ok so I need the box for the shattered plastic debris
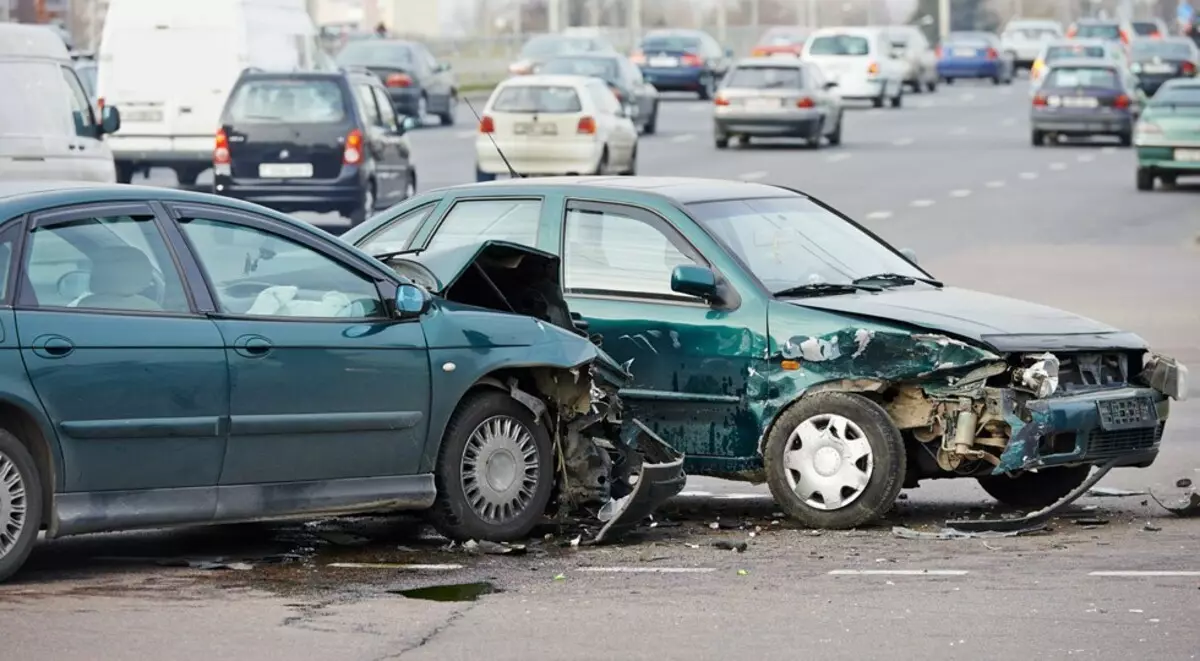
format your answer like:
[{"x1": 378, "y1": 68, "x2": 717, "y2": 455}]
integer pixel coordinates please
[
  {"x1": 1085, "y1": 487, "x2": 1148, "y2": 498},
  {"x1": 1072, "y1": 517, "x2": 1110, "y2": 526},
  {"x1": 712, "y1": 541, "x2": 748, "y2": 553},
  {"x1": 892, "y1": 525, "x2": 1048, "y2": 540},
  {"x1": 157, "y1": 557, "x2": 257, "y2": 571},
  {"x1": 946, "y1": 458, "x2": 1118, "y2": 532},
  {"x1": 315, "y1": 531, "x2": 371, "y2": 547},
  {"x1": 1143, "y1": 521, "x2": 1162, "y2": 532},
  {"x1": 328, "y1": 562, "x2": 464, "y2": 570},
  {"x1": 463, "y1": 540, "x2": 528, "y2": 556},
  {"x1": 1150, "y1": 489, "x2": 1200, "y2": 516}
]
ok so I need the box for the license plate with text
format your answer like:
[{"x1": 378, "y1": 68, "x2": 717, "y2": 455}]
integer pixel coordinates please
[{"x1": 258, "y1": 162, "x2": 313, "y2": 178}]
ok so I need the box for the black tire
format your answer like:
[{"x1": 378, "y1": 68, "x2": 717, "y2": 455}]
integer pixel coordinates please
[
  {"x1": 976, "y1": 466, "x2": 1091, "y2": 510},
  {"x1": 428, "y1": 391, "x2": 554, "y2": 542},
  {"x1": 644, "y1": 102, "x2": 658, "y2": 135},
  {"x1": 764, "y1": 392, "x2": 906, "y2": 529},
  {"x1": 944, "y1": 77, "x2": 954, "y2": 85},
  {"x1": 115, "y1": 162, "x2": 135, "y2": 184},
  {"x1": 620, "y1": 144, "x2": 638, "y2": 175},
  {"x1": 926, "y1": 79, "x2": 937, "y2": 92},
  {"x1": 0, "y1": 429, "x2": 44, "y2": 583},
  {"x1": 175, "y1": 166, "x2": 203, "y2": 187},
  {"x1": 827, "y1": 111, "x2": 843, "y2": 146},
  {"x1": 714, "y1": 134, "x2": 729, "y2": 149},
  {"x1": 992, "y1": 76, "x2": 1001, "y2": 85},
  {"x1": 1136, "y1": 168, "x2": 1155, "y2": 191},
  {"x1": 347, "y1": 181, "x2": 375, "y2": 227},
  {"x1": 1119, "y1": 131, "x2": 1133, "y2": 147},
  {"x1": 1031, "y1": 129, "x2": 1045, "y2": 146},
  {"x1": 438, "y1": 92, "x2": 457, "y2": 126},
  {"x1": 890, "y1": 90, "x2": 902, "y2": 108},
  {"x1": 592, "y1": 148, "x2": 608, "y2": 175},
  {"x1": 909, "y1": 80, "x2": 922, "y2": 94},
  {"x1": 872, "y1": 92, "x2": 885, "y2": 108}
]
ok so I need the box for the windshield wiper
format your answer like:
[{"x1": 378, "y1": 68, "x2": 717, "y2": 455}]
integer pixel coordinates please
[
  {"x1": 851, "y1": 272, "x2": 943, "y2": 288},
  {"x1": 372, "y1": 248, "x2": 422, "y2": 262},
  {"x1": 773, "y1": 282, "x2": 878, "y2": 298}
]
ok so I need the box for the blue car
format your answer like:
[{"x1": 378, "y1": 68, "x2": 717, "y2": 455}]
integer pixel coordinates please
[
  {"x1": 633, "y1": 29, "x2": 732, "y2": 99},
  {"x1": 937, "y1": 31, "x2": 1015, "y2": 84}
]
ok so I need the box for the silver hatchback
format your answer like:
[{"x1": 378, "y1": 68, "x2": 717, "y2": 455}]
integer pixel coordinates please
[{"x1": 713, "y1": 58, "x2": 844, "y2": 150}]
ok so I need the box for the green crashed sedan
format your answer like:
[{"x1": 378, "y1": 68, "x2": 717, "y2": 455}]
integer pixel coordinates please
[
  {"x1": 1135, "y1": 78, "x2": 1200, "y2": 190},
  {"x1": 346, "y1": 176, "x2": 1189, "y2": 531}
]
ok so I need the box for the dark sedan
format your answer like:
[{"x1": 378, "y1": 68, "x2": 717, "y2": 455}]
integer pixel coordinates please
[
  {"x1": 1032, "y1": 59, "x2": 1141, "y2": 146},
  {"x1": 335, "y1": 39, "x2": 458, "y2": 126},
  {"x1": 632, "y1": 29, "x2": 734, "y2": 99},
  {"x1": 535, "y1": 53, "x2": 661, "y2": 133},
  {"x1": 1130, "y1": 37, "x2": 1199, "y2": 95}
]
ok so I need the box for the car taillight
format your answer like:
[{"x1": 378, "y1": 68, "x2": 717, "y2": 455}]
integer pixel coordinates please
[
  {"x1": 343, "y1": 129, "x2": 363, "y2": 165},
  {"x1": 577, "y1": 116, "x2": 597, "y2": 134},
  {"x1": 213, "y1": 128, "x2": 230, "y2": 164},
  {"x1": 681, "y1": 53, "x2": 703, "y2": 67},
  {"x1": 1184, "y1": 61, "x2": 1197, "y2": 75},
  {"x1": 1114, "y1": 94, "x2": 1131, "y2": 109},
  {"x1": 1066, "y1": 26, "x2": 1077, "y2": 37},
  {"x1": 796, "y1": 97, "x2": 815, "y2": 108},
  {"x1": 479, "y1": 115, "x2": 494, "y2": 133},
  {"x1": 714, "y1": 94, "x2": 730, "y2": 106},
  {"x1": 385, "y1": 72, "x2": 412, "y2": 88},
  {"x1": 1032, "y1": 93, "x2": 1048, "y2": 107},
  {"x1": 867, "y1": 61, "x2": 879, "y2": 74},
  {"x1": 630, "y1": 50, "x2": 646, "y2": 64},
  {"x1": 1120, "y1": 30, "x2": 1130, "y2": 44},
  {"x1": 986, "y1": 48, "x2": 998, "y2": 60},
  {"x1": 509, "y1": 60, "x2": 534, "y2": 75},
  {"x1": 935, "y1": 46, "x2": 942, "y2": 58}
]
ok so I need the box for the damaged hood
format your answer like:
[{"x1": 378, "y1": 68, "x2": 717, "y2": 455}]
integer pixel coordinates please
[{"x1": 792, "y1": 287, "x2": 1147, "y2": 352}]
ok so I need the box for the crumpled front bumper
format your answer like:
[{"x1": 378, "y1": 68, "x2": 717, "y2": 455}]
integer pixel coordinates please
[{"x1": 594, "y1": 419, "x2": 686, "y2": 543}]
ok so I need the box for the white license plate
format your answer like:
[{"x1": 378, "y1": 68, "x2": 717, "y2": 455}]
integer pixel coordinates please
[
  {"x1": 1175, "y1": 148, "x2": 1200, "y2": 161},
  {"x1": 1062, "y1": 96, "x2": 1099, "y2": 108},
  {"x1": 124, "y1": 109, "x2": 163, "y2": 122},
  {"x1": 649, "y1": 56, "x2": 679, "y2": 67},
  {"x1": 258, "y1": 162, "x2": 313, "y2": 178},
  {"x1": 513, "y1": 123, "x2": 556, "y2": 136},
  {"x1": 744, "y1": 98, "x2": 782, "y2": 111},
  {"x1": 953, "y1": 48, "x2": 977, "y2": 57},
  {"x1": 1144, "y1": 63, "x2": 1174, "y2": 73}
]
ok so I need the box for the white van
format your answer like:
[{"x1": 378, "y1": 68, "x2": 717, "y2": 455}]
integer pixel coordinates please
[
  {"x1": 802, "y1": 27, "x2": 907, "y2": 108},
  {"x1": 0, "y1": 23, "x2": 121, "y2": 182},
  {"x1": 97, "y1": 0, "x2": 328, "y2": 185}
]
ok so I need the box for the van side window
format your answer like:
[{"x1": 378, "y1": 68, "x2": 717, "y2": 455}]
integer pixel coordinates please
[{"x1": 59, "y1": 66, "x2": 96, "y2": 136}]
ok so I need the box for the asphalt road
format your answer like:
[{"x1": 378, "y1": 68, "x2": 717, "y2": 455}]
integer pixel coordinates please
[{"x1": 6, "y1": 78, "x2": 1200, "y2": 660}]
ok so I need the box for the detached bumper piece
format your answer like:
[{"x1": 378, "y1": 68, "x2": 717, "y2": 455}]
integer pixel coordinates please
[
  {"x1": 592, "y1": 419, "x2": 686, "y2": 544},
  {"x1": 947, "y1": 458, "x2": 1120, "y2": 532}
]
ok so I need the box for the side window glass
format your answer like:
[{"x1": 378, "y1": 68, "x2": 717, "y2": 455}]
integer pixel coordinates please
[
  {"x1": 179, "y1": 217, "x2": 386, "y2": 319},
  {"x1": 355, "y1": 84, "x2": 382, "y2": 126},
  {"x1": 359, "y1": 203, "x2": 437, "y2": 255},
  {"x1": 25, "y1": 214, "x2": 189, "y2": 312},
  {"x1": 372, "y1": 87, "x2": 399, "y2": 130},
  {"x1": 426, "y1": 199, "x2": 541, "y2": 251},
  {"x1": 60, "y1": 66, "x2": 96, "y2": 137},
  {"x1": 563, "y1": 205, "x2": 702, "y2": 298}
]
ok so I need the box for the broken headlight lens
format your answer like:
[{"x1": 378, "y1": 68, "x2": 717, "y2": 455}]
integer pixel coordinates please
[{"x1": 1143, "y1": 354, "x2": 1189, "y2": 401}]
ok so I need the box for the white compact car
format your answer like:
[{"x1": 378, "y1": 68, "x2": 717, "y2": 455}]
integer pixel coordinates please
[
  {"x1": 475, "y1": 74, "x2": 639, "y2": 180},
  {"x1": 802, "y1": 27, "x2": 907, "y2": 108}
]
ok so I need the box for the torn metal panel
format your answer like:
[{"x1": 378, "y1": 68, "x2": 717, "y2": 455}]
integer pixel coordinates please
[{"x1": 945, "y1": 459, "x2": 1118, "y2": 532}]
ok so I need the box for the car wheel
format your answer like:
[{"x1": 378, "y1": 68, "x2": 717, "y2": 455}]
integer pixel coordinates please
[
  {"x1": 439, "y1": 92, "x2": 457, "y2": 126},
  {"x1": 402, "y1": 173, "x2": 416, "y2": 199},
  {"x1": 1136, "y1": 167, "x2": 1155, "y2": 191},
  {"x1": 890, "y1": 87, "x2": 902, "y2": 108},
  {"x1": 175, "y1": 166, "x2": 202, "y2": 187},
  {"x1": 620, "y1": 144, "x2": 638, "y2": 175},
  {"x1": 1031, "y1": 129, "x2": 1045, "y2": 146},
  {"x1": 698, "y1": 74, "x2": 714, "y2": 100},
  {"x1": 0, "y1": 429, "x2": 43, "y2": 584},
  {"x1": 764, "y1": 392, "x2": 905, "y2": 529},
  {"x1": 644, "y1": 102, "x2": 658, "y2": 135},
  {"x1": 714, "y1": 134, "x2": 729, "y2": 149},
  {"x1": 944, "y1": 77, "x2": 954, "y2": 85},
  {"x1": 976, "y1": 466, "x2": 1091, "y2": 510},
  {"x1": 926, "y1": 79, "x2": 937, "y2": 92},
  {"x1": 347, "y1": 181, "x2": 374, "y2": 226},
  {"x1": 805, "y1": 119, "x2": 824, "y2": 150},
  {"x1": 827, "y1": 111, "x2": 843, "y2": 146},
  {"x1": 992, "y1": 75, "x2": 1001, "y2": 85},
  {"x1": 1119, "y1": 130, "x2": 1133, "y2": 147},
  {"x1": 429, "y1": 390, "x2": 554, "y2": 542},
  {"x1": 872, "y1": 90, "x2": 885, "y2": 108},
  {"x1": 115, "y1": 162, "x2": 135, "y2": 184}
]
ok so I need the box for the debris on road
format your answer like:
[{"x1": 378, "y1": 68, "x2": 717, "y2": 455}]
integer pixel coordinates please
[
  {"x1": 462, "y1": 539, "x2": 528, "y2": 556},
  {"x1": 1072, "y1": 517, "x2": 1110, "y2": 526},
  {"x1": 314, "y1": 531, "x2": 371, "y2": 547},
  {"x1": 892, "y1": 525, "x2": 1048, "y2": 540},
  {"x1": 1143, "y1": 521, "x2": 1162, "y2": 532},
  {"x1": 712, "y1": 541, "x2": 748, "y2": 553},
  {"x1": 1085, "y1": 487, "x2": 1147, "y2": 498},
  {"x1": 1150, "y1": 489, "x2": 1200, "y2": 516},
  {"x1": 328, "y1": 562, "x2": 464, "y2": 570},
  {"x1": 945, "y1": 458, "x2": 1118, "y2": 532}
]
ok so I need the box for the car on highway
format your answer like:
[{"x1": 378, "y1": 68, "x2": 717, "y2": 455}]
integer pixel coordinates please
[
  {"x1": 0, "y1": 23, "x2": 122, "y2": 183},
  {"x1": 1030, "y1": 39, "x2": 1122, "y2": 93},
  {"x1": 1134, "y1": 79, "x2": 1200, "y2": 190},
  {"x1": 802, "y1": 27, "x2": 906, "y2": 108},
  {"x1": 1128, "y1": 18, "x2": 1170, "y2": 40},
  {"x1": 751, "y1": 26, "x2": 811, "y2": 57},
  {"x1": 1000, "y1": 18, "x2": 1063, "y2": 69},
  {"x1": 334, "y1": 38, "x2": 459, "y2": 126},
  {"x1": 1129, "y1": 37, "x2": 1199, "y2": 95},
  {"x1": 346, "y1": 176, "x2": 1188, "y2": 532},
  {"x1": 712, "y1": 58, "x2": 843, "y2": 149},
  {"x1": 212, "y1": 69, "x2": 419, "y2": 226},
  {"x1": 508, "y1": 33, "x2": 614, "y2": 76},
  {"x1": 631, "y1": 29, "x2": 734, "y2": 100},
  {"x1": 474, "y1": 75, "x2": 638, "y2": 180},
  {"x1": 0, "y1": 180, "x2": 686, "y2": 583},
  {"x1": 936, "y1": 31, "x2": 1015, "y2": 85},
  {"x1": 883, "y1": 25, "x2": 938, "y2": 93},
  {"x1": 1031, "y1": 59, "x2": 1142, "y2": 147},
  {"x1": 535, "y1": 52, "x2": 661, "y2": 134},
  {"x1": 1066, "y1": 18, "x2": 1127, "y2": 45}
]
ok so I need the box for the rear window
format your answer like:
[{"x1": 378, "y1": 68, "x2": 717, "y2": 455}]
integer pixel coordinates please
[
  {"x1": 944, "y1": 34, "x2": 992, "y2": 48},
  {"x1": 226, "y1": 79, "x2": 347, "y2": 123},
  {"x1": 1045, "y1": 66, "x2": 1118, "y2": 88},
  {"x1": 492, "y1": 85, "x2": 582, "y2": 113},
  {"x1": 1150, "y1": 85, "x2": 1200, "y2": 105},
  {"x1": 1047, "y1": 44, "x2": 1105, "y2": 60},
  {"x1": 1132, "y1": 40, "x2": 1195, "y2": 59},
  {"x1": 641, "y1": 35, "x2": 701, "y2": 52},
  {"x1": 807, "y1": 35, "x2": 869, "y2": 56},
  {"x1": 521, "y1": 35, "x2": 602, "y2": 58},
  {"x1": 336, "y1": 41, "x2": 414, "y2": 66},
  {"x1": 537, "y1": 57, "x2": 620, "y2": 82},
  {"x1": 1131, "y1": 22, "x2": 1161, "y2": 36},
  {"x1": 1006, "y1": 27, "x2": 1059, "y2": 39},
  {"x1": 1074, "y1": 24, "x2": 1121, "y2": 39},
  {"x1": 725, "y1": 66, "x2": 804, "y2": 89},
  {"x1": 0, "y1": 61, "x2": 75, "y2": 136}
]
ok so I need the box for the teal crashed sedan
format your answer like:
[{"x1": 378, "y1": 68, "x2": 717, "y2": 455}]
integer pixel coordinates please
[{"x1": 0, "y1": 182, "x2": 684, "y2": 582}]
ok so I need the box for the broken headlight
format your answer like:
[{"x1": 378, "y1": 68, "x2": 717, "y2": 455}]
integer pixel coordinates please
[
  {"x1": 1012, "y1": 352, "x2": 1060, "y2": 399},
  {"x1": 1143, "y1": 354, "x2": 1189, "y2": 402}
]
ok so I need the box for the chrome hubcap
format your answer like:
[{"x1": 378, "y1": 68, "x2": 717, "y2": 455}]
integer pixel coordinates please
[
  {"x1": 0, "y1": 453, "x2": 27, "y2": 559},
  {"x1": 461, "y1": 416, "x2": 539, "y2": 523},
  {"x1": 783, "y1": 413, "x2": 873, "y2": 511}
]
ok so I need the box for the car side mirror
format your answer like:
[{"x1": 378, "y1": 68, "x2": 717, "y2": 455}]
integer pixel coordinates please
[
  {"x1": 400, "y1": 116, "x2": 417, "y2": 133},
  {"x1": 900, "y1": 248, "x2": 919, "y2": 265},
  {"x1": 100, "y1": 105, "x2": 121, "y2": 135},
  {"x1": 823, "y1": 81, "x2": 838, "y2": 89},
  {"x1": 394, "y1": 283, "x2": 430, "y2": 319},
  {"x1": 671, "y1": 264, "x2": 720, "y2": 302},
  {"x1": 437, "y1": 62, "x2": 451, "y2": 72}
]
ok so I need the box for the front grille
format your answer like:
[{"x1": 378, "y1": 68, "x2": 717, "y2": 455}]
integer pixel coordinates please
[{"x1": 1083, "y1": 422, "x2": 1164, "y2": 460}]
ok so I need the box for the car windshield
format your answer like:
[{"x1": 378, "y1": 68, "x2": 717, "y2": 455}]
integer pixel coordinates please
[
  {"x1": 74, "y1": 62, "x2": 97, "y2": 98},
  {"x1": 1075, "y1": 24, "x2": 1121, "y2": 39},
  {"x1": 1047, "y1": 44, "x2": 1105, "y2": 60},
  {"x1": 521, "y1": 35, "x2": 601, "y2": 58},
  {"x1": 1131, "y1": 22, "x2": 1161, "y2": 35},
  {"x1": 537, "y1": 56, "x2": 620, "y2": 82},
  {"x1": 1045, "y1": 66, "x2": 1118, "y2": 88},
  {"x1": 0, "y1": 61, "x2": 77, "y2": 137},
  {"x1": 336, "y1": 40, "x2": 414, "y2": 65},
  {"x1": 1132, "y1": 40, "x2": 1195, "y2": 59},
  {"x1": 807, "y1": 35, "x2": 869, "y2": 56},
  {"x1": 1150, "y1": 85, "x2": 1200, "y2": 106},
  {"x1": 687, "y1": 197, "x2": 925, "y2": 291},
  {"x1": 226, "y1": 79, "x2": 347, "y2": 123},
  {"x1": 725, "y1": 66, "x2": 804, "y2": 89},
  {"x1": 491, "y1": 85, "x2": 582, "y2": 113},
  {"x1": 641, "y1": 35, "x2": 701, "y2": 52}
]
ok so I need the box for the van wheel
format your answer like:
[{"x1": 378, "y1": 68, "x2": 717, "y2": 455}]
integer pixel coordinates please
[
  {"x1": 115, "y1": 163, "x2": 135, "y2": 184},
  {"x1": 429, "y1": 391, "x2": 554, "y2": 542},
  {"x1": 926, "y1": 79, "x2": 937, "y2": 92},
  {"x1": 0, "y1": 429, "x2": 43, "y2": 584},
  {"x1": 976, "y1": 466, "x2": 1091, "y2": 509},
  {"x1": 1136, "y1": 168, "x2": 1155, "y2": 191},
  {"x1": 764, "y1": 393, "x2": 905, "y2": 529},
  {"x1": 175, "y1": 166, "x2": 203, "y2": 187},
  {"x1": 348, "y1": 182, "x2": 375, "y2": 226},
  {"x1": 890, "y1": 89, "x2": 903, "y2": 108}
]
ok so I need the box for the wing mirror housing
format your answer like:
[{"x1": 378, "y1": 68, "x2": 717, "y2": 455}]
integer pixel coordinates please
[
  {"x1": 394, "y1": 283, "x2": 431, "y2": 319},
  {"x1": 398, "y1": 115, "x2": 418, "y2": 134},
  {"x1": 823, "y1": 81, "x2": 839, "y2": 89},
  {"x1": 671, "y1": 264, "x2": 720, "y2": 302},
  {"x1": 100, "y1": 105, "x2": 121, "y2": 135},
  {"x1": 900, "y1": 248, "x2": 919, "y2": 265}
]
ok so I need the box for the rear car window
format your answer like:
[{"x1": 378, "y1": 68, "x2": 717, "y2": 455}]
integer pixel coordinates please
[
  {"x1": 521, "y1": 36, "x2": 601, "y2": 58},
  {"x1": 538, "y1": 57, "x2": 620, "y2": 82},
  {"x1": 1130, "y1": 22, "x2": 1160, "y2": 36},
  {"x1": 1047, "y1": 45, "x2": 1105, "y2": 60},
  {"x1": 944, "y1": 35, "x2": 992, "y2": 48},
  {"x1": 807, "y1": 35, "x2": 869, "y2": 56},
  {"x1": 1045, "y1": 67, "x2": 1118, "y2": 88},
  {"x1": 491, "y1": 85, "x2": 582, "y2": 113},
  {"x1": 227, "y1": 79, "x2": 347, "y2": 123},
  {"x1": 0, "y1": 61, "x2": 75, "y2": 136},
  {"x1": 1132, "y1": 41, "x2": 1195, "y2": 59},
  {"x1": 1150, "y1": 85, "x2": 1200, "y2": 105},
  {"x1": 336, "y1": 41, "x2": 413, "y2": 66},
  {"x1": 725, "y1": 66, "x2": 804, "y2": 89},
  {"x1": 641, "y1": 35, "x2": 701, "y2": 52},
  {"x1": 1074, "y1": 24, "x2": 1121, "y2": 39}
]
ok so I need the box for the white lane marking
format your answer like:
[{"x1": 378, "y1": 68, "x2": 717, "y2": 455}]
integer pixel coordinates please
[
  {"x1": 910, "y1": 199, "x2": 935, "y2": 207},
  {"x1": 1077, "y1": 153, "x2": 1095, "y2": 162},
  {"x1": 1089, "y1": 571, "x2": 1200, "y2": 577},
  {"x1": 678, "y1": 490, "x2": 714, "y2": 497},
  {"x1": 830, "y1": 569, "x2": 969, "y2": 576},
  {"x1": 865, "y1": 210, "x2": 893, "y2": 220},
  {"x1": 985, "y1": 180, "x2": 1006, "y2": 188},
  {"x1": 1018, "y1": 171, "x2": 1039, "y2": 179},
  {"x1": 738, "y1": 171, "x2": 768, "y2": 181},
  {"x1": 455, "y1": 130, "x2": 476, "y2": 139},
  {"x1": 892, "y1": 137, "x2": 915, "y2": 146},
  {"x1": 1049, "y1": 162, "x2": 1067, "y2": 170},
  {"x1": 578, "y1": 567, "x2": 718, "y2": 574},
  {"x1": 825, "y1": 153, "x2": 852, "y2": 162},
  {"x1": 949, "y1": 189, "x2": 971, "y2": 198},
  {"x1": 950, "y1": 126, "x2": 968, "y2": 135},
  {"x1": 1101, "y1": 146, "x2": 1117, "y2": 154},
  {"x1": 670, "y1": 133, "x2": 696, "y2": 143},
  {"x1": 1001, "y1": 117, "x2": 1017, "y2": 126},
  {"x1": 328, "y1": 563, "x2": 463, "y2": 570}
]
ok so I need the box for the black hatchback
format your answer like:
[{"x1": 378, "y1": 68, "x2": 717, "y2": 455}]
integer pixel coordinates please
[
  {"x1": 1130, "y1": 38, "x2": 1200, "y2": 95},
  {"x1": 212, "y1": 69, "x2": 418, "y2": 226}
]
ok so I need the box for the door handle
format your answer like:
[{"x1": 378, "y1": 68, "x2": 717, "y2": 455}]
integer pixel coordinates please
[
  {"x1": 31, "y1": 335, "x2": 74, "y2": 358},
  {"x1": 232, "y1": 334, "x2": 273, "y2": 358}
]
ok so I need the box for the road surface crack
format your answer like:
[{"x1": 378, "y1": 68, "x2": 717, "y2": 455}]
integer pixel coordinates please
[{"x1": 375, "y1": 604, "x2": 477, "y2": 660}]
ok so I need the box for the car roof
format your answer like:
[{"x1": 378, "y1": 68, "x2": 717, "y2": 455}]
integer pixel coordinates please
[
  {"x1": 430, "y1": 176, "x2": 799, "y2": 205},
  {"x1": 1049, "y1": 38, "x2": 1109, "y2": 47},
  {"x1": 0, "y1": 23, "x2": 70, "y2": 61},
  {"x1": 543, "y1": 51, "x2": 623, "y2": 61},
  {"x1": 497, "y1": 74, "x2": 598, "y2": 87},
  {"x1": 811, "y1": 27, "x2": 882, "y2": 37},
  {"x1": 240, "y1": 69, "x2": 350, "y2": 82},
  {"x1": 643, "y1": 29, "x2": 707, "y2": 37}
]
